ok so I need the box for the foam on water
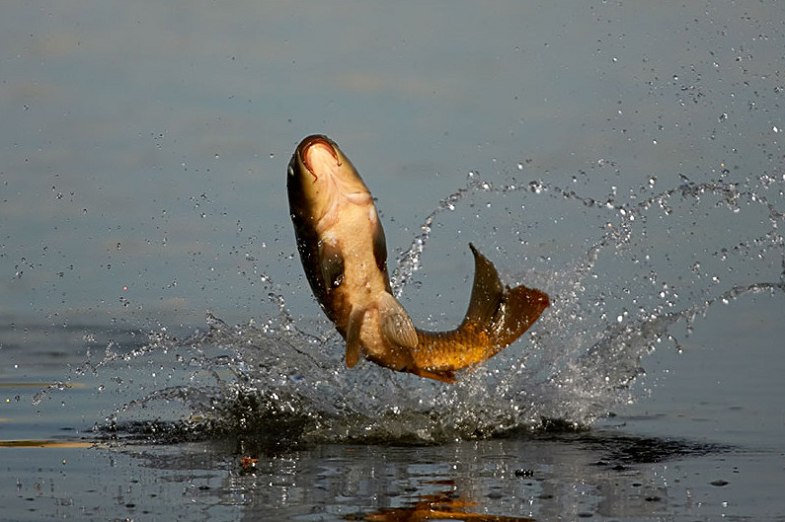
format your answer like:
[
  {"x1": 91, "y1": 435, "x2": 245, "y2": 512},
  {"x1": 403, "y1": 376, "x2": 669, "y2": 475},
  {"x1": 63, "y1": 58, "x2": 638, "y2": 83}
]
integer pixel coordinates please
[{"x1": 67, "y1": 169, "x2": 784, "y2": 445}]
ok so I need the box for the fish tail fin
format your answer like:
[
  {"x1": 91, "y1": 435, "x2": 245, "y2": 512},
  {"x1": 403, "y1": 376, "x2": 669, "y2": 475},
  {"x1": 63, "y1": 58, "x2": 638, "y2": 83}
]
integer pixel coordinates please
[
  {"x1": 492, "y1": 281, "x2": 550, "y2": 348},
  {"x1": 462, "y1": 243, "x2": 550, "y2": 357},
  {"x1": 412, "y1": 367, "x2": 456, "y2": 384}
]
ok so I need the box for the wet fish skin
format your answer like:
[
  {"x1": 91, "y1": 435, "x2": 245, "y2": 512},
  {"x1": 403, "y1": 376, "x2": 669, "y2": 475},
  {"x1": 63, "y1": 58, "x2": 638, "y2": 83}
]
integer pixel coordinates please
[{"x1": 287, "y1": 134, "x2": 549, "y2": 383}]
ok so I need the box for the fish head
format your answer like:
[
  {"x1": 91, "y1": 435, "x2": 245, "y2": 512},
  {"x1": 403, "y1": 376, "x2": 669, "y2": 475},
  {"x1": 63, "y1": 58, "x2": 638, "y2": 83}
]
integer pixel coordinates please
[{"x1": 288, "y1": 134, "x2": 371, "y2": 223}]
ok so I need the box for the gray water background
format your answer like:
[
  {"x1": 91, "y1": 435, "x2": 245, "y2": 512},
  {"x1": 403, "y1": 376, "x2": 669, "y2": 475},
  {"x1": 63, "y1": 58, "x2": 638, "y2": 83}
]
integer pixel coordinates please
[
  {"x1": 2, "y1": 2, "x2": 784, "y2": 520},
  {"x1": 4, "y1": 1, "x2": 781, "y2": 328}
]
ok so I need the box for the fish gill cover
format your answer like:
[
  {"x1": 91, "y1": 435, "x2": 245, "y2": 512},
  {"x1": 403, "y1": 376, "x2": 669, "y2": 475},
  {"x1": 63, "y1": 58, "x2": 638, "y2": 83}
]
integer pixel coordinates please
[{"x1": 54, "y1": 167, "x2": 784, "y2": 445}]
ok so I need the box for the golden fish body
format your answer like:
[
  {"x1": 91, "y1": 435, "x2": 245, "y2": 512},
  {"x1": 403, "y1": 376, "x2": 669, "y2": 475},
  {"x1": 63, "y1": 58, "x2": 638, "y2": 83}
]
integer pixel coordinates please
[{"x1": 287, "y1": 135, "x2": 549, "y2": 383}]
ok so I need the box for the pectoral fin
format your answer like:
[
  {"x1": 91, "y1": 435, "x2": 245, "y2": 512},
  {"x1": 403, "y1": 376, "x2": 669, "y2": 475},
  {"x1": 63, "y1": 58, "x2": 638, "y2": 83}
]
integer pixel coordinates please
[
  {"x1": 318, "y1": 240, "x2": 345, "y2": 290},
  {"x1": 378, "y1": 292, "x2": 418, "y2": 349},
  {"x1": 345, "y1": 307, "x2": 365, "y2": 368},
  {"x1": 372, "y1": 216, "x2": 388, "y2": 274}
]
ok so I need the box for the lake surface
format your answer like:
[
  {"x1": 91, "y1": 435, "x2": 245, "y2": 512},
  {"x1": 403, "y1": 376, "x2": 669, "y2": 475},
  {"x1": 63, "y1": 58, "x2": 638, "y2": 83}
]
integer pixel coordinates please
[{"x1": 2, "y1": 2, "x2": 784, "y2": 520}]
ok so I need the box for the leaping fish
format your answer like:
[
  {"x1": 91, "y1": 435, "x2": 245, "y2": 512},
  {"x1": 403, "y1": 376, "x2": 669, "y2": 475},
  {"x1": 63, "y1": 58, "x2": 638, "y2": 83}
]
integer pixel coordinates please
[{"x1": 287, "y1": 134, "x2": 549, "y2": 383}]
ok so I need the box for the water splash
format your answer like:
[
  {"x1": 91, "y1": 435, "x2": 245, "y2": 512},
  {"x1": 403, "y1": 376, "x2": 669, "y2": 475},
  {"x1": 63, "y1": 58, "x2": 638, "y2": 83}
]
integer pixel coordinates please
[
  {"x1": 80, "y1": 169, "x2": 783, "y2": 445},
  {"x1": 390, "y1": 171, "x2": 490, "y2": 298}
]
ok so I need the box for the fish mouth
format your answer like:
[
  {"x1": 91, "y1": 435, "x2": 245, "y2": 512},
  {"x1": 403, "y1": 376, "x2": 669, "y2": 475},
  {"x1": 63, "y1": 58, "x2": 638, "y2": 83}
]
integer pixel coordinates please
[{"x1": 300, "y1": 135, "x2": 341, "y2": 182}]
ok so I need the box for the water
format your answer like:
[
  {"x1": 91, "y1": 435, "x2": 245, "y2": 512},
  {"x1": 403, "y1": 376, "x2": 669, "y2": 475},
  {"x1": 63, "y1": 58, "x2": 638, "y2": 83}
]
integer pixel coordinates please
[
  {"x1": 3, "y1": 2, "x2": 785, "y2": 520},
  {"x1": 3, "y1": 171, "x2": 783, "y2": 519}
]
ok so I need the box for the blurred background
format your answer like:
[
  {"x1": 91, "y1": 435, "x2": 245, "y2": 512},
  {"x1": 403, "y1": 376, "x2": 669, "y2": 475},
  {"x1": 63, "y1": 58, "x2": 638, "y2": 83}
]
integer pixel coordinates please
[{"x1": 4, "y1": 2, "x2": 781, "y2": 331}]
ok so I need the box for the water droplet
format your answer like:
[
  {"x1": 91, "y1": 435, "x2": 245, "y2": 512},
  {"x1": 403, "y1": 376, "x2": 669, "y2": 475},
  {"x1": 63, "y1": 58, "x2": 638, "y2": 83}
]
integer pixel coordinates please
[{"x1": 529, "y1": 181, "x2": 544, "y2": 194}]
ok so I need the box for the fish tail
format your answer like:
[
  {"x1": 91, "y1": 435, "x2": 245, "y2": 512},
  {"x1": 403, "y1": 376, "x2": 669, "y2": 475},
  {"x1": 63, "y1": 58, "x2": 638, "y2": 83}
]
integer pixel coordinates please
[
  {"x1": 409, "y1": 243, "x2": 550, "y2": 382},
  {"x1": 489, "y1": 278, "x2": 550, "y2": 350},
  {"x1": 460, "y1": 243, "x2": 550, "y2": 359}
]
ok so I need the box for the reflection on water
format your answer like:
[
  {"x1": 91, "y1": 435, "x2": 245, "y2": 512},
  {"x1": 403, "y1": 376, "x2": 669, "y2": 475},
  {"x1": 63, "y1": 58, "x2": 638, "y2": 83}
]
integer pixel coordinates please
[
  {"x1": 345, "y1": 480, "x2": 535, "y2": 522},
  {"x1": 233, "y1": 431, "x2": 727, "y2": 520},
  {"x1": 0, "y1": 419, "x2": 734, "y2": 521},
  {"x1": 85, "y1": 429, "x2": 726, "y2": 521}
]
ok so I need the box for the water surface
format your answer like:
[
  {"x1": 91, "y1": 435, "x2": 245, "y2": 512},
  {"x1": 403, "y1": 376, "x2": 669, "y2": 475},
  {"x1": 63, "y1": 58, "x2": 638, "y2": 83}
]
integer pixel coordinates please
[{"x1": 2, "y1": 2, "x2": 784, "y2": 520}]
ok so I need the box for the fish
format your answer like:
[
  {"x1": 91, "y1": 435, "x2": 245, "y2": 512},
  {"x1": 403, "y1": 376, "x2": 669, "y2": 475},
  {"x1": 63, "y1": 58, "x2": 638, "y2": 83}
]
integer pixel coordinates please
[{"x1": 287, "y1": 134, "x2": 549, "y2": 383}]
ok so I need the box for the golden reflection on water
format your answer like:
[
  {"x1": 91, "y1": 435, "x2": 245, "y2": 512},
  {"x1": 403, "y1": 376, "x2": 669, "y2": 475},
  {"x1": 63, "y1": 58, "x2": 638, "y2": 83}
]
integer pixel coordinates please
[{"x1": 347, "y1": 479, "x2": 534, "y2": 522}]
